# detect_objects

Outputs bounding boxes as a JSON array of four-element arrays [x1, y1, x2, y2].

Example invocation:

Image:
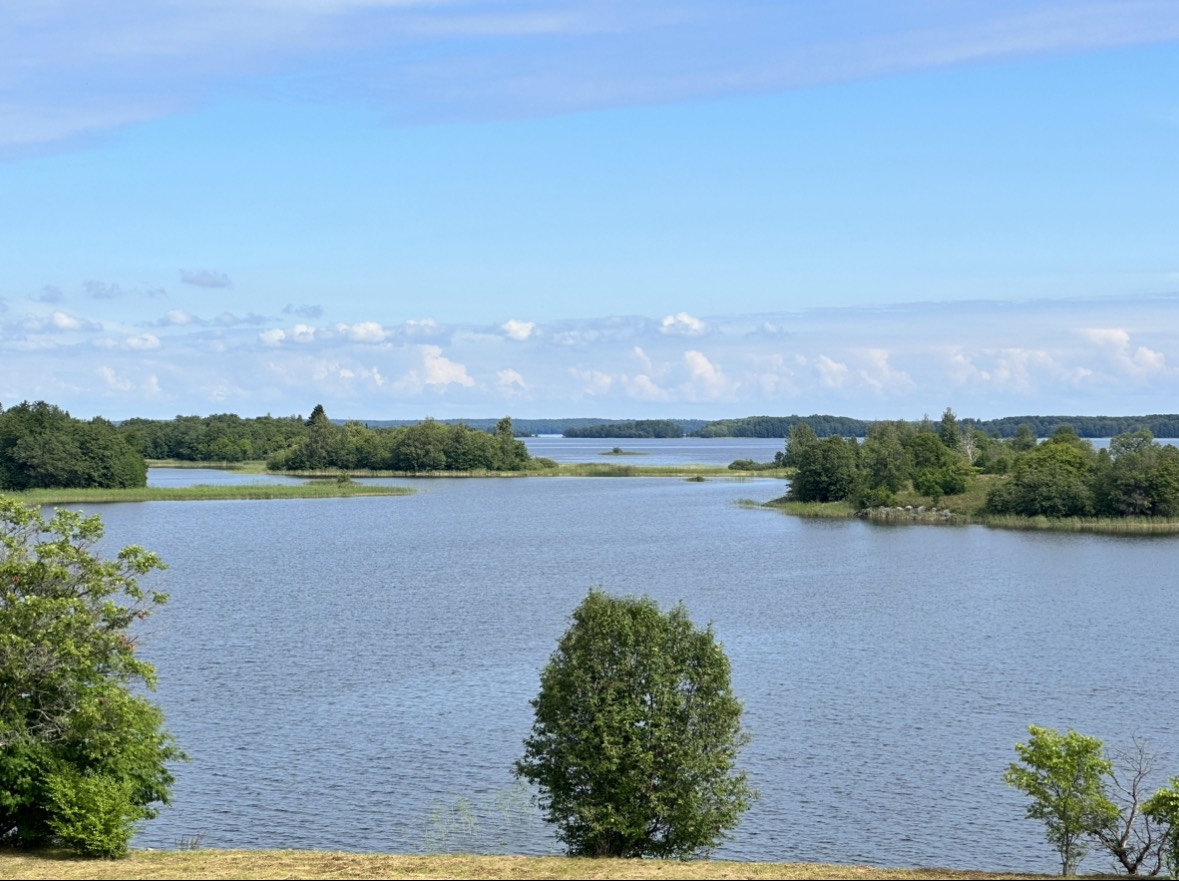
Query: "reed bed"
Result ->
[[977, 513, 1179, 534], [8, 484, 413, 505]]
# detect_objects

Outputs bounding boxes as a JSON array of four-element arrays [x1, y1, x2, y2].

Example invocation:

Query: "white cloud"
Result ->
[[336, 321, 387, 343], [502, 319, 535, 341], [420, 345, 474, 388], [260, 328, 287, 346], [497, 368, 527, 390], [626, 374, 669, 401], [292, 324, 317, 343], [681, 350, 734, 399], [162, 309, 199, 326], [632, 346, 653, 372], [1082, 327, 1169, 376], [53, 312, 87, 331], [816, 355, 849, 388], [5, 1, 1179, 157], [401, 318, 445, 337], [859, 349, 915, 395], [98, 366, 133, 392], [660, 312, 706, 336]]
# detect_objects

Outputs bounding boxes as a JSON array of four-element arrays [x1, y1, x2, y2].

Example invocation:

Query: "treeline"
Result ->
[[0, 401, 146, 490], [693, 415, 870, 438], [563, 419, 685, 439], [787, 408, 1179, 518], [266, 406, 544, 473], [965, 413, 1179, 438], [119, 413, 308, 462]]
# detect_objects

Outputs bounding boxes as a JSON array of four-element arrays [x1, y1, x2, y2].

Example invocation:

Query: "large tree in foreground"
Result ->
[[0, 499, 182, 856], [516, 590, 754, 858]]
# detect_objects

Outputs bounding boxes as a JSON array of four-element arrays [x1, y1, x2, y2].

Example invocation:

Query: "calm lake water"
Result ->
[[74, 437, 1179, 873]]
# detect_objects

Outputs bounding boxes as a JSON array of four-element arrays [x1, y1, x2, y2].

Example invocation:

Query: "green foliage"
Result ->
[[1144, 779, 1179, 878], [0, 499, 182, 854], [266, 408, 537, 473], [563, 420, 685, 439], [1094, 431, 1179, 517], [788, 435, 858, 502], [1004, 725, 1120, 876], [0, 401, 146, 490], [781, 422, 819, 469], [516, 590, 754, 859], [692, 414, 870, 439], [45, 770, 146, 858], [986, 439, 1096, 517]]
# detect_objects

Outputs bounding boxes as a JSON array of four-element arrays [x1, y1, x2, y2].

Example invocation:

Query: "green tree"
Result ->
[[0, 499, 182, 855], [1004, 725, 1120, 876], [986, 440, 1096, 517], [788, 435, 859, 502], [781, 421, 818, 469], [515, 590, 754, 858], [937, 407, 962, 451], [0, 402, 146, 490], [1144, 779, 1179, 879]]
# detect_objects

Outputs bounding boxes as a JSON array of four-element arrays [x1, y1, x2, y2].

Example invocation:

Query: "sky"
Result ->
[[2, 1, 1177, 423]]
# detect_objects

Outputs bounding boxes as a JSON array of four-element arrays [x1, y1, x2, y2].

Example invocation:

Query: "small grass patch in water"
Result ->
[[7, 483, 413, 505], [766, 499, 858, 518], [599, 446, 647, 457]]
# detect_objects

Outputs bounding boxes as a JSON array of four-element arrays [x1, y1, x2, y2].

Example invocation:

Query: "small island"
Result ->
[[773, 409, 1179, 534]]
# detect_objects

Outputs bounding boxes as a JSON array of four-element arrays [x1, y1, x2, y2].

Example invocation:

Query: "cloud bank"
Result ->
[[2, 294, 1177, 421], [5, 1, 1179, 155]]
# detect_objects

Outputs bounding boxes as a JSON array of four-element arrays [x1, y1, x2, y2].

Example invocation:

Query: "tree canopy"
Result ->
[[0, 499, 182, 856], [516, 590, 754, 858], [0, 401, 146, 490]]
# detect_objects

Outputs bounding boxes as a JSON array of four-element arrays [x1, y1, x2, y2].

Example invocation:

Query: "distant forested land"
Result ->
[[89, 409, 1179, 465], [563, 419, 687, 438], [963, 414, 1179, 438], [692, 415, 872, 438], [358, 418, 649, 437]]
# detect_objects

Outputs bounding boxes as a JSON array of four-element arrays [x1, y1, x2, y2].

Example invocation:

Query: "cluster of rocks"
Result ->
[[856, 505, 961, 522]]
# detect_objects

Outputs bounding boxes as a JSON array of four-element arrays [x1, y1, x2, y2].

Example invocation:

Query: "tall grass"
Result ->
[[8, 484, 413, 505], [977, 513, 1179, 534]]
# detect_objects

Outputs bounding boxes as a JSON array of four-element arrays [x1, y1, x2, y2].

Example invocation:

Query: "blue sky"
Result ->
[[2, 1, 1177, 422]]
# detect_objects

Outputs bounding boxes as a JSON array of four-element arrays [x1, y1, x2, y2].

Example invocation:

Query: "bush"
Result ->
[[516, 590, 754, 858], [45, 771, 146, 858]]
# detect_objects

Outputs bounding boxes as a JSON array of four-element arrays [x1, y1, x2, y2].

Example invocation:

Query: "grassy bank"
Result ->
[[0, 850, 1055, 880], [766, 496, 1179, 534], [7, 483, 414, 505]]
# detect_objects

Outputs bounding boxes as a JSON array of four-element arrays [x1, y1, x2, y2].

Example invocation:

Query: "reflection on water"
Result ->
[[75, 460, 1179, 873]]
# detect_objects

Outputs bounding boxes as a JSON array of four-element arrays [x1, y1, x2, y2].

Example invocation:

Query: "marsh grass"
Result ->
[[977, 514, 1179, 534], [8, 484, 413, 504], [0, 851, 1056, 880], [766, 499, 859, 519]]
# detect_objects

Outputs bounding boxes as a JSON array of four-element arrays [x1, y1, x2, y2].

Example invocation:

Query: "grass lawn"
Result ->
[[0, 851, 1061, 880]]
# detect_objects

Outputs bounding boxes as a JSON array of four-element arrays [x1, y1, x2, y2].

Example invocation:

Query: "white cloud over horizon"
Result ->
[[4, 294, 1177, 422]]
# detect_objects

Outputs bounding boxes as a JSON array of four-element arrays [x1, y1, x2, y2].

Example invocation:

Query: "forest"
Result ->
[[785, 408, 1179, 519]]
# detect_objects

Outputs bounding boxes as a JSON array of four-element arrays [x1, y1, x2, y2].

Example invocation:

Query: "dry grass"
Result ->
[[0, 850, 1059, 880]]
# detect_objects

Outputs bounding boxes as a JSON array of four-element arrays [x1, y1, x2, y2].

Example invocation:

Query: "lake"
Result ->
[[74, 437, 1179, 874]]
